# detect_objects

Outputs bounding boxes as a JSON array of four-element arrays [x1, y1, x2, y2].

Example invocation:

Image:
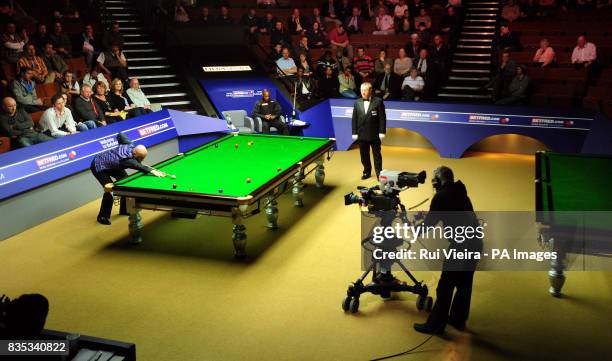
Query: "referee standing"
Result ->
[[351, 82, 387, 180], [90, 133, 164, 225]]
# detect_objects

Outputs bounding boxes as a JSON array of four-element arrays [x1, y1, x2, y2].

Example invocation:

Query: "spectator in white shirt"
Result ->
[[39, 93, 83, 138], [571, 35, 597, 69], [373, 7, 394, 35], [126, 78, 156, 113], [83, 67, 109, 90], [394, 0, 408, 20], [532, 39, 555, 67], [276, 47, 298, 77], [97, 45, 128, 82], [174, 4, 190, 23], [401, 68, 424, 100]]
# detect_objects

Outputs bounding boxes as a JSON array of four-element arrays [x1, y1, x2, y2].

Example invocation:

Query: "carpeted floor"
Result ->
[[1, 146, 610, 361]]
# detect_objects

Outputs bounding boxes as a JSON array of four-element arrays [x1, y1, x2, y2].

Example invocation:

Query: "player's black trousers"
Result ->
[[90, 163, 127, 219], [262, 118, 289, 135]]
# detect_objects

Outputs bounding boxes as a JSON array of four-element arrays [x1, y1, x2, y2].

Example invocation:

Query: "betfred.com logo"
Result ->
[[138, 122, 169, 137], [35, 153, 68, 168]]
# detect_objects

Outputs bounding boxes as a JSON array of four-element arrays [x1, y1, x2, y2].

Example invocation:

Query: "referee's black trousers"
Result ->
[[90, 162, 127, 219], [359, 139, 382, 176]]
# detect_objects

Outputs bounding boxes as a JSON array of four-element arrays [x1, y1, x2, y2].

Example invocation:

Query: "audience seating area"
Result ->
[[509, 9, 612, 114], [0, 0, 155, 154], [181, 3, 449, 56]]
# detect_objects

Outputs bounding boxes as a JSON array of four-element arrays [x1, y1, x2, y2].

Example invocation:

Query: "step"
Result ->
[[459, 38, 493, 43], [466, 13, 498, 17], [127, 56, 167, 61], [111, 19, 141, 23], [453, 59, 491, 64], [449, 76, 490, 81], [124, 33, 148, 37], [139, 82, 181, 88], [469, 2, 501, 5], [121, 27, 144, 30], [465, 19, 497, 23], [467, 7, 500, 11], [123, 49, 158, 53], [105, 6, 136, 10], [106, 13, 138, 17], [457, 44, 491, 49], [461, 32, 495, 36], [159, 100, 192, 106], [455, 53, 491, 57], [438, 93, 492, 99], [124, 41, 154, 45], [147, 92, 189, 99], [451, 68, 490, 73], [128, 65, 171, 70], [136, 74, 177, 79], [441, 85, 481, 90], [464, 25, 495, 29]]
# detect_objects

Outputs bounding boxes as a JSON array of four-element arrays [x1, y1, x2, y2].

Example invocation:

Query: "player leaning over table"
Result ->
[[90, 132, 165, 225], [252, 89, 289, 135]]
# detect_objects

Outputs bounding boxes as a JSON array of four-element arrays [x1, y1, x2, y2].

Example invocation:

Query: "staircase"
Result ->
[[98, 0, 197, 113], [438, 0, 501, 102]]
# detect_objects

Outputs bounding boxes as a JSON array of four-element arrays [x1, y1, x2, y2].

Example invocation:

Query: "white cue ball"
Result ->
[[171, 175, 176, 179]]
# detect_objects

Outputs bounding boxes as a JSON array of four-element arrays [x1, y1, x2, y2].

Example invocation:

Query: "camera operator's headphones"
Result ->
[[432, 166, 454, 191]]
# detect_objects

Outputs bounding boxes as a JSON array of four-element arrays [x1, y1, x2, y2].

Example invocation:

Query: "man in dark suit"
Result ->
[[406, 33, 423, 62], [373, 63, 399, 100], [343, 6, 363, 34], [351, 82, 386, 180]]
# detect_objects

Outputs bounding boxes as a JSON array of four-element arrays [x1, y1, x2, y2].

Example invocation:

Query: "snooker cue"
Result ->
[[291, 80, 297, 120], [142, 163, 174, 178]]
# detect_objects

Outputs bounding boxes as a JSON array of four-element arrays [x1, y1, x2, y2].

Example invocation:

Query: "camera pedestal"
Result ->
[[342, 260, 433, 314]]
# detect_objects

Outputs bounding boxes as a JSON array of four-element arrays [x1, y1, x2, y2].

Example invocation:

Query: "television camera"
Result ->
[[342, 170, 434, 314]]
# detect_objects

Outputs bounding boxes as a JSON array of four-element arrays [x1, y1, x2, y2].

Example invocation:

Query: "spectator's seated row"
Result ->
[[0, 77, 158, 153]]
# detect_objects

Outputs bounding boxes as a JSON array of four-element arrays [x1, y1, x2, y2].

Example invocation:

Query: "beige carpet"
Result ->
[[1, 146, 610, 361]]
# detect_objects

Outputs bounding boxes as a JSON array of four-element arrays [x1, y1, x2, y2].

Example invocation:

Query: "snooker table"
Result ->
[[106, 133, 335, 258], [535, 151, 612, 296]]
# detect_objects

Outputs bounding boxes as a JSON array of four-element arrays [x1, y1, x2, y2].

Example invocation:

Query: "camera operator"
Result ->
[[351, 82, 387, 180], [0, 293, 49, 340], [413, 166, 482, 334]]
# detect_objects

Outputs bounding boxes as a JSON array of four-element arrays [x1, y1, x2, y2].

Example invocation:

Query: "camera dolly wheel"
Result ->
[[349, 298, 360, 313], [416, 295, 425, 310], [342, 295, 351, 311], [425, 296, 433, 311], [416, 295, 434, 311]]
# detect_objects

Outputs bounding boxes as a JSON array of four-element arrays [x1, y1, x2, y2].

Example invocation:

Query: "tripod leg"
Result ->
[[397, 261, 420, 286], [357, 263, 375, 284]]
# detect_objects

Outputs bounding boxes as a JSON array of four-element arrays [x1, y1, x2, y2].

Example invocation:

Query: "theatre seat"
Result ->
[[222, 110, 257, 133], [0, 136, 10, 153], [602, 99, 612, 119]]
